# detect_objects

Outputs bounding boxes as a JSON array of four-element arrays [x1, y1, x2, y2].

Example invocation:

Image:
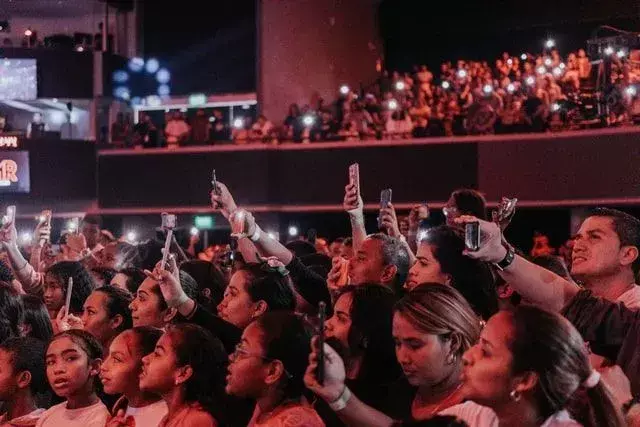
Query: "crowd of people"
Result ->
[[0, 172, 636, 426]]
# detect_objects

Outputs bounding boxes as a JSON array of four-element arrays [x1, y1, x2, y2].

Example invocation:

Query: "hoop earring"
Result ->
[[509, 389, 521, 402]]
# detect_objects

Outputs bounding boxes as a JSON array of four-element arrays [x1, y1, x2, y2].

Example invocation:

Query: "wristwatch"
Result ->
[[494, 244, 515, 271]]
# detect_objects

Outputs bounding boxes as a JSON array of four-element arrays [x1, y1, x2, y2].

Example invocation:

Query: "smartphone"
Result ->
[[348, 163, 360, 199], [68, 217, 79, 233], [4, 205, 15, 226], [161, 213, 177, 229], [464, 221, 480, 252], [211, 169, 221, 208], [316, 301, 327, 385], [378, 189, 392, 229], [40, 210, 52, 228]]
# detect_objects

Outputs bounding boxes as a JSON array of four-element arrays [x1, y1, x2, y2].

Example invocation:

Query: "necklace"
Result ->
[[412, 382, 464, 419]]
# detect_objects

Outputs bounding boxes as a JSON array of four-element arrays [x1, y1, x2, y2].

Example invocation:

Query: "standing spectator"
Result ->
[[133, 113, 158, 148], [416, 65, 433, 97], [250, 115, 274, 143], [191, 110, 211, 145], [164, 112, 190, 148], [577, 48, 592, 80], [110, 112, 130, 148], [283, 104, 303, 142], [210, 110, 230, 142]]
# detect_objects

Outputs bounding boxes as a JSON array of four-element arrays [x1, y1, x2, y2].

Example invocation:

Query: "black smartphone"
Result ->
[[211, 169, 221, 208], [378, 189, 393, 229], [465, 221, 480, 251], [316, 301, 327, 385]]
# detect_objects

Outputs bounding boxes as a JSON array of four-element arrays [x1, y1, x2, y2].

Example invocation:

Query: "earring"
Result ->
[[446, 353, 457, 365], [509, 390, 521, 402]]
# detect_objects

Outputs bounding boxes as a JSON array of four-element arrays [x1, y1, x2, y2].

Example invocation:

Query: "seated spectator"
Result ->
[[191, 109, 211, 144], [210, 109, 230, 142], [250, 114, 274, 143], [283, 103, 303, 142], [164, 112, 190, 148]]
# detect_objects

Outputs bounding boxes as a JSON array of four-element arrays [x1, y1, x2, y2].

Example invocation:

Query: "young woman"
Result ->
[[139, 323, 230, 427], [110, 267, 145, 294], [100, 327, 168, 426], [216, 264, 296, 329], [0, 337, 48, 426], [20, 295, 54, 342], [37, 330, 109, 427], [462, 306, 626, 427], [305, 284, 497, 426], [0, 281, 25, 343], [405, 226, 498, 319], [319, 284, 411, 425], [80, 286, 133, 352], [226, 312, 324, 426], [128, 270, 198, 328], [179, 260, 226, 313], [43, 261, 94, 321]]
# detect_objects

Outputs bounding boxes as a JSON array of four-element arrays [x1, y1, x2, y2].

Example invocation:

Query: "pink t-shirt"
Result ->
[[35, 401, 108, 427]]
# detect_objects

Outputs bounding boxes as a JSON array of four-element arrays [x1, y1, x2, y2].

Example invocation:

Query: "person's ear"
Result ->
[[252, 301, 268, 319], [381, 264, 398, 285], [443, 273, 453, 287], [163, 307, 178, 323], [498, 284, 515, 299], [16, 370, 31, 390], [201, 288, 212, 301], [512, 371, 539, 395], [619, 246, 639, 270], [89, 358, 103, 377], [264, 360, 285, 386], [109, 314, 124, 331], [174, 365, 194, 386]]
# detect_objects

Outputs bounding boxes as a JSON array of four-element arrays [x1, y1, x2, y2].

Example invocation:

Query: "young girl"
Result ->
[[43, 261, 94, 321], [80, 286, 133, 351], [0, 337, 48, 426], [37, 330, 109, 427], [139, 323, 230, 427], [226, 312, 325, 426], [20, 295, 54, 342], [100, 327, 168, 426]]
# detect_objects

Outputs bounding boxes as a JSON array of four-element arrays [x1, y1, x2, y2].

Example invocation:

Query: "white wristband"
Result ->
[[249, 226, 262, 242], [328, 386, 352, 412]]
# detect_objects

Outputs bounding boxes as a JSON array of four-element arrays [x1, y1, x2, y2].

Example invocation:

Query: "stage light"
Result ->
[[545, 39, 555, 48], [617, 49, 626, 58], [544, 58, 552, 66], [190, 227, 199, 236], [233, 118, 244, 129], [625, 86, 636, 96], [507, 83, 515, 93], [526, 76, 535, 86], [457, 69, 467, 78], [75, 46, 84, 52], [395, 81, 405, 91], [126, 231, 137, 243], [156, 68, 171, 84], [20, 231, 32, 245], [520, 53, 527, 60], [388, 99, 398, 110], [507, 58, 513, 65], [288, 226, 299, 237], [128, 57, 144, 73], [302, 115, 315, 126], [604, 46, 614, 56], [145, 58, 160, 74], [551, 103, 560, 112], [441, 81, 450, 89], [339, 85, 350, 95], [157, 84, 171, 97], [112, 70, 128, 83], [483, 84, 493, 94], [536, 66, 546, 75], [114, 86, 131, 100], [24, 29, 33, 37]]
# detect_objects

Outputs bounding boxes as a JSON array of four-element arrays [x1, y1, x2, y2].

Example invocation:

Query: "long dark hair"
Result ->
[[507, 306, 625, 427], [93, 285, 134, 334], [422, 226, 497, 319], [0, 281, 23, 342], [239, 264, 296, 312], [46, 261, 95, 315], [20, 295, 53, 342], [180, 260, 226, 311], [164, 323, 230, 425], [336, 284, 403, 384]]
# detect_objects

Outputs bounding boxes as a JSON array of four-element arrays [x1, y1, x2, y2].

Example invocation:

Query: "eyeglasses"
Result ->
[[230, 344, 293, 379]]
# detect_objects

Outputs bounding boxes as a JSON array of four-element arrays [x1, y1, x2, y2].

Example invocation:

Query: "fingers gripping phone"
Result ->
[[377, 189, 392, 229], [316, 301, 327, 385], [348, 163, 360, 199], [4, 205, 15, 226]]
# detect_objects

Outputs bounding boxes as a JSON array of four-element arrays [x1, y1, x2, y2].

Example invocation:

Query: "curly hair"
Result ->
[[46, 261, 95, 315]]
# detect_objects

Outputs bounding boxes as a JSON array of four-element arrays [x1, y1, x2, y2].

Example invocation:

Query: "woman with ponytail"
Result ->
[[461, 305, 625, 427]]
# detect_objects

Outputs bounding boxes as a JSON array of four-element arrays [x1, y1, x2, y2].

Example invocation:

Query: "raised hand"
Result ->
[[454, 215, 506, 263], [326, 256, 349, 292], [145, 254, 189, 308], [379, 203, 401, 237], [343, 183, 363, 214], [0, 219, 17, 249], [210, 181, 239, 219], [304, 336, 347, 403]]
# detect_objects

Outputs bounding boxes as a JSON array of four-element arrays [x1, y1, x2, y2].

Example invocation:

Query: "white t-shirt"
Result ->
[[439, 401, 498, 427], [615, 285, 640, 310], [36, 401, 108, 427], [124, 400, 168, 427]]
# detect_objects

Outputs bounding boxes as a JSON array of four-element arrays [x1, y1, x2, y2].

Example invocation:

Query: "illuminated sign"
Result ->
[[0, 151, 29, 193], [0, 136, 18, 148]]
